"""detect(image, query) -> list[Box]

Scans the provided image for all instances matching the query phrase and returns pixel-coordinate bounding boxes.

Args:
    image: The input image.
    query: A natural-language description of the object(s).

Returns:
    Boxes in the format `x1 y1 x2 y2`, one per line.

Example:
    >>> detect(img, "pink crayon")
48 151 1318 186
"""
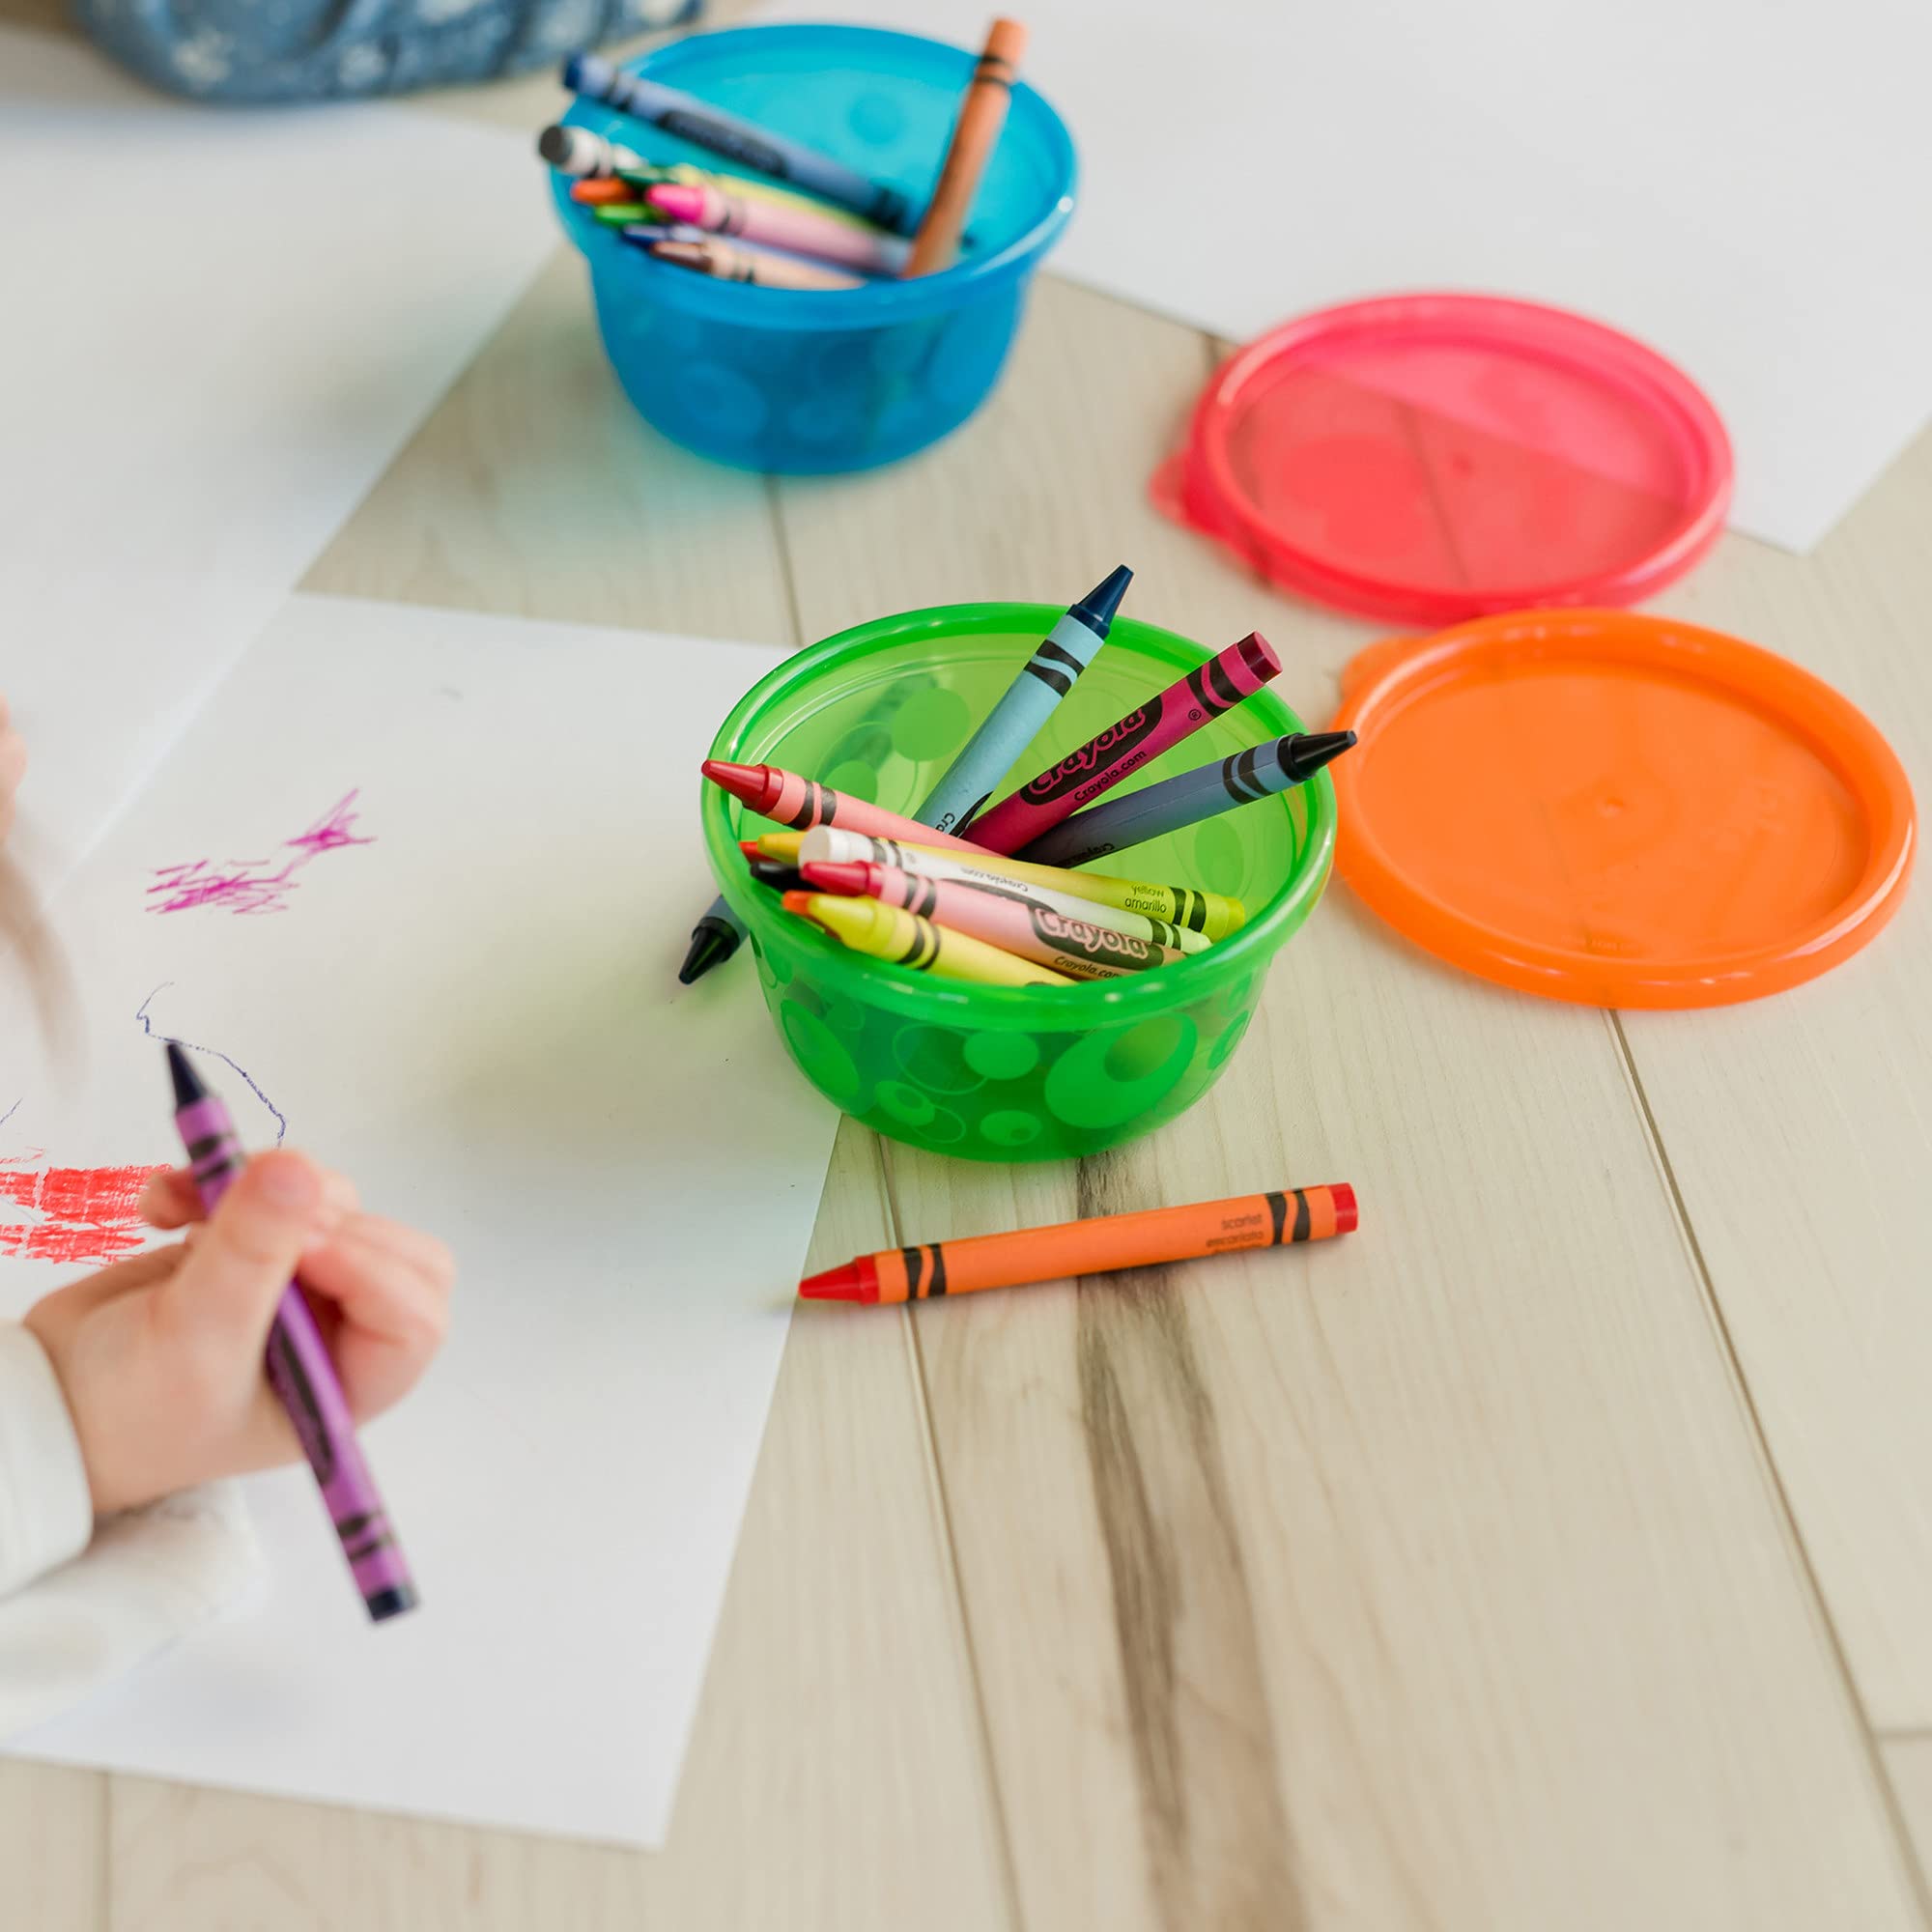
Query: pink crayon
645 181 909 276
702 760 990 854
801 858 1184 980
965 633 1283 854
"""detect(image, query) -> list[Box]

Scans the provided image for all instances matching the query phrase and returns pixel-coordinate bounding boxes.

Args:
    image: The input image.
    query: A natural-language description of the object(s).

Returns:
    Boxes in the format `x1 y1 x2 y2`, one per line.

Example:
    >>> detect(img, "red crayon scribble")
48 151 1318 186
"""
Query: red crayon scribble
0 1164 169 1264
148 790 373 916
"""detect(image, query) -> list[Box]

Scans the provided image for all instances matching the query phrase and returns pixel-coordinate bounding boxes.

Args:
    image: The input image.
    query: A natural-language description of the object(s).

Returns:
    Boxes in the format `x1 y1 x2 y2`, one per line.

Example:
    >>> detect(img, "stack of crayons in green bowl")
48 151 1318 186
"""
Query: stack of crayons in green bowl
539 14 1028 291
695 564 1356 992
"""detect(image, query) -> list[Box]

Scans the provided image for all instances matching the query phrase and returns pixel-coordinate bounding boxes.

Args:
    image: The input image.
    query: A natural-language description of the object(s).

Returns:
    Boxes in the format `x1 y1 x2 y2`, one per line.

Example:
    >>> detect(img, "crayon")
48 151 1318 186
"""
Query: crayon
539 123 886 231
562 52 918 236
617 164 884 232
800 859 1182 980
646 182 910 275
782 891 1072 988
1018 730 1358 869
620 223 712 250
916 566 1131 836
702 759 990 854
904 17 1029 277
746 858 804 891
680 674 940 986
802 1181 1358 1302
649 238 864 292
164 1044 417 1622
761 824 1239 943
592 202 660 224
538 123 649 178
754 833 1212 952
967 633 1283 854
572 176 644 205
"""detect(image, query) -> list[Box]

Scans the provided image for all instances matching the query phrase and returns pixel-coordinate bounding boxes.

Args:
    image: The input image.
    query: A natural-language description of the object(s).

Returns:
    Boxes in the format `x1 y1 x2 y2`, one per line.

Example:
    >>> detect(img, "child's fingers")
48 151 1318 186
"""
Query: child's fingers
142 1158 357 1233
292 1224 451 1419
152 1151 329 1353
25 1242 186 1334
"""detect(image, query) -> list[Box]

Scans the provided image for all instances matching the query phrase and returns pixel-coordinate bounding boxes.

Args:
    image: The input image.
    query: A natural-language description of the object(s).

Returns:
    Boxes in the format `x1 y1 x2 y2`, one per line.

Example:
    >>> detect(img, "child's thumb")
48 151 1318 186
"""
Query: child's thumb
157 1151 323 1350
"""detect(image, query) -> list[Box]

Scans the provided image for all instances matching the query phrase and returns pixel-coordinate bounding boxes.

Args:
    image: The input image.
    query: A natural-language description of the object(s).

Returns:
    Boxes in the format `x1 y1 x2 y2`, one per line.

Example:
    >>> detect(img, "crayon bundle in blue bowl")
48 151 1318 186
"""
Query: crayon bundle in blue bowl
544 24 1076 472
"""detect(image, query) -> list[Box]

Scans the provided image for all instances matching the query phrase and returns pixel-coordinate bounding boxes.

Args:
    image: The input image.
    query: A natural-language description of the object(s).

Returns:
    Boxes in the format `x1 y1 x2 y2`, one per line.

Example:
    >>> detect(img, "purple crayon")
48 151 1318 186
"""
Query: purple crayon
165 1042 418 1623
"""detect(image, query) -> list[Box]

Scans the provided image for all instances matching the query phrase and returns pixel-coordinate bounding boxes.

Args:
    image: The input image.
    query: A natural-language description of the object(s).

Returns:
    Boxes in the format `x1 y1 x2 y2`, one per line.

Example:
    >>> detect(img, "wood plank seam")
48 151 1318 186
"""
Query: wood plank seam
875 1135 1029 1932
1604 1009 1932 1926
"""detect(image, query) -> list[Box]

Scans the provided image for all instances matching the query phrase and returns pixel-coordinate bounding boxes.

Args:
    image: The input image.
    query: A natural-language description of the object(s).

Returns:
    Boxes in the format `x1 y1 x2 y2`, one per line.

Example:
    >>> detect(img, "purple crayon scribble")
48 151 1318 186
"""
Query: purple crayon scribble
136 984 288 1146
0 1098 18 1133
147 790 373 916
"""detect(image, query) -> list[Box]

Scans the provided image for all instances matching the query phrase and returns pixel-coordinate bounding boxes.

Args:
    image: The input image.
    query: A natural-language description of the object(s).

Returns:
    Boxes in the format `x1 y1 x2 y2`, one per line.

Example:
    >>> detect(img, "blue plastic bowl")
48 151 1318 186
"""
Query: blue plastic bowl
551 24 1077 473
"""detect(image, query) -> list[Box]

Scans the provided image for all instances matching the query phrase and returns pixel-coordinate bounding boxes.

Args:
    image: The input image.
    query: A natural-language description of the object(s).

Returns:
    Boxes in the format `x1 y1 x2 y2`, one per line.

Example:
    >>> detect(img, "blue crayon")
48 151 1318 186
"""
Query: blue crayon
1014 730 1357 869
919 566 1133 837
564 52 917 237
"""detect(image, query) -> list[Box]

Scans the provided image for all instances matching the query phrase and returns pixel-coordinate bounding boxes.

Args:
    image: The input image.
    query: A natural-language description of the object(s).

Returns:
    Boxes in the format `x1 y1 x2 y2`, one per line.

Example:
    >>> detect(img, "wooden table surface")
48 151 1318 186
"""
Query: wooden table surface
8 15 1932 1929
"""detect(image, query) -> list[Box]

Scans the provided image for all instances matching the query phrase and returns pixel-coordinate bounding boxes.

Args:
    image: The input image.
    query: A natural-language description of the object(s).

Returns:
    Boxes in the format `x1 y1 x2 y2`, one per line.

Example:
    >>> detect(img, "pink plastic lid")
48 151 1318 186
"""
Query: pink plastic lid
1153 293 1733 626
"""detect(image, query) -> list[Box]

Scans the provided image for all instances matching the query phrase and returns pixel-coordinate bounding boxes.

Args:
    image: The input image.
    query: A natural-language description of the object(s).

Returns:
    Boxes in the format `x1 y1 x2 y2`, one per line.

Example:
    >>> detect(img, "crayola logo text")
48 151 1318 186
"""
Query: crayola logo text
1020 700 1165 804
1031 906 1155 963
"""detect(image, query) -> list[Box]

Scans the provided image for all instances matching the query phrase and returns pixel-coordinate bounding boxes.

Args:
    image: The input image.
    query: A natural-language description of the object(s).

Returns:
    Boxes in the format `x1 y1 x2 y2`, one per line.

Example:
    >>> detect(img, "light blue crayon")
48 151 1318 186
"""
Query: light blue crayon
1014 730 1357 870
564 52 917 236
920 566 1132 837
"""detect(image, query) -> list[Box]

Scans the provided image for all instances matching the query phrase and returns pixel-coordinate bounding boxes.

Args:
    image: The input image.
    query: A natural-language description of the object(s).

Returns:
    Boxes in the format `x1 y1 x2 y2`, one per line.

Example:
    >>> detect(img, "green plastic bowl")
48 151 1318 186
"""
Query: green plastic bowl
702 603 1336 1161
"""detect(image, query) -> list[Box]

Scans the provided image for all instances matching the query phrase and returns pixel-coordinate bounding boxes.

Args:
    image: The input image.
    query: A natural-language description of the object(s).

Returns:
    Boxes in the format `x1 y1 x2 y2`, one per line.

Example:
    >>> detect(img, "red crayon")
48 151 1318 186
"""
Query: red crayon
965 633 1282 854
702 760 988 855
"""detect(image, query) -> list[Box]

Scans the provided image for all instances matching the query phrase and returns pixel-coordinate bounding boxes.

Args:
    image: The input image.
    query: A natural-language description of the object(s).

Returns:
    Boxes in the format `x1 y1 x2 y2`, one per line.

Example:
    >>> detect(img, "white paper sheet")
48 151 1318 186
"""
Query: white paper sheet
762 0 1932 551
0 26 556 889
0 596 837 1847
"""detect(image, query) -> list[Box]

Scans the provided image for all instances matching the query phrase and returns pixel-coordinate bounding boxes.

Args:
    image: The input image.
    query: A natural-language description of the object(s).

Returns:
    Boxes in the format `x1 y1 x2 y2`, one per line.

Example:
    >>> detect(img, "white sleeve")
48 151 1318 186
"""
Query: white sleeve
0 1321 265 1743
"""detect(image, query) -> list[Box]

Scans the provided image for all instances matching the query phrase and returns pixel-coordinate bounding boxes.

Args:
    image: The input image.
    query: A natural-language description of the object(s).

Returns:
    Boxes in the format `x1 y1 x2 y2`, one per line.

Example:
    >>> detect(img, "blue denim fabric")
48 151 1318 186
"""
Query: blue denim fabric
75 0 700 100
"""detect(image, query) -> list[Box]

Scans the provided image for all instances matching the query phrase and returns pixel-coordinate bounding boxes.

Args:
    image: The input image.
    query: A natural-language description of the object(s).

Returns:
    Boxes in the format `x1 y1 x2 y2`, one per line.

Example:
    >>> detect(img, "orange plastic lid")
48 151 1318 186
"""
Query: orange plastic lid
1330 611 1916 1008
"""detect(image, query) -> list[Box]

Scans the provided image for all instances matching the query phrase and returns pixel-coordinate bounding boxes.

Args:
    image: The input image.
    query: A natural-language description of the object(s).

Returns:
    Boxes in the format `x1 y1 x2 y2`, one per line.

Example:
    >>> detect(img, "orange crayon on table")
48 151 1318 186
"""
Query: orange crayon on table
703 759 989 854
904 17 1029 276
802 1183 1358 1302
782 891 1073 987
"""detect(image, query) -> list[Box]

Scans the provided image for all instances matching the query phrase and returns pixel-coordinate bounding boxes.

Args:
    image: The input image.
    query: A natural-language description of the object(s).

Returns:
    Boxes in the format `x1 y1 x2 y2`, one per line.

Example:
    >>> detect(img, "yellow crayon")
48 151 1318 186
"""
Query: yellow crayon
781 892 1074 988
749 826 1246 942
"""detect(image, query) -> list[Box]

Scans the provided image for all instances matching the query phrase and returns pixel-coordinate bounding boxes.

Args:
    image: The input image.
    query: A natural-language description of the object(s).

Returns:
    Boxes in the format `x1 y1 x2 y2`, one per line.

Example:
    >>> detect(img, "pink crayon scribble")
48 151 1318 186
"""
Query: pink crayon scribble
148 790 373 916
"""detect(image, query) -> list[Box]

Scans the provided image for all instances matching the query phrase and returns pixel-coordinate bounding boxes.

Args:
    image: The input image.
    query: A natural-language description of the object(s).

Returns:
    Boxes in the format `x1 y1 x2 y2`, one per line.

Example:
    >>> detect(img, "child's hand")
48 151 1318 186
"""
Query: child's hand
24 1151 452 1516
0 696 24 842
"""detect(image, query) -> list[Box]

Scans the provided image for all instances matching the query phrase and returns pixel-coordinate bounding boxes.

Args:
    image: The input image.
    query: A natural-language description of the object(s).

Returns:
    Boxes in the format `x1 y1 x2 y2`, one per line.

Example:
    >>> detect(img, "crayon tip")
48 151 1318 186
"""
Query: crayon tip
560 49 603 94
1072 564 1132 635
738 839 762 857
1281 730 1358 781
364 1580 419 1623
678 917 743 985
798 1261 869 1301
536 124 571 165
1329 1181 1358 1235
798 859 869 895
164 1040 206 1110
702 759 766 808
780 891 815 919
647 182 703 221
745 859 803 891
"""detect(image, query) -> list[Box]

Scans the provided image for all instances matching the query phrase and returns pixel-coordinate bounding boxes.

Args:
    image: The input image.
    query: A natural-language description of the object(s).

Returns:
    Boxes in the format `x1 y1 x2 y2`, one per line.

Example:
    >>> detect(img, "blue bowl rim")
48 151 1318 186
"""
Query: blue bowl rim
700 601 1339 1032
553 22 1078 327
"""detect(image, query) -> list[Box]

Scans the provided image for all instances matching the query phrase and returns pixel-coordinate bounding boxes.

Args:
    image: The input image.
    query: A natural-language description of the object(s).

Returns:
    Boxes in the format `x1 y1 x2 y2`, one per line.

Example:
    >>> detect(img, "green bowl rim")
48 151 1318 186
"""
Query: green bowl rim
702 600 1337 1029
